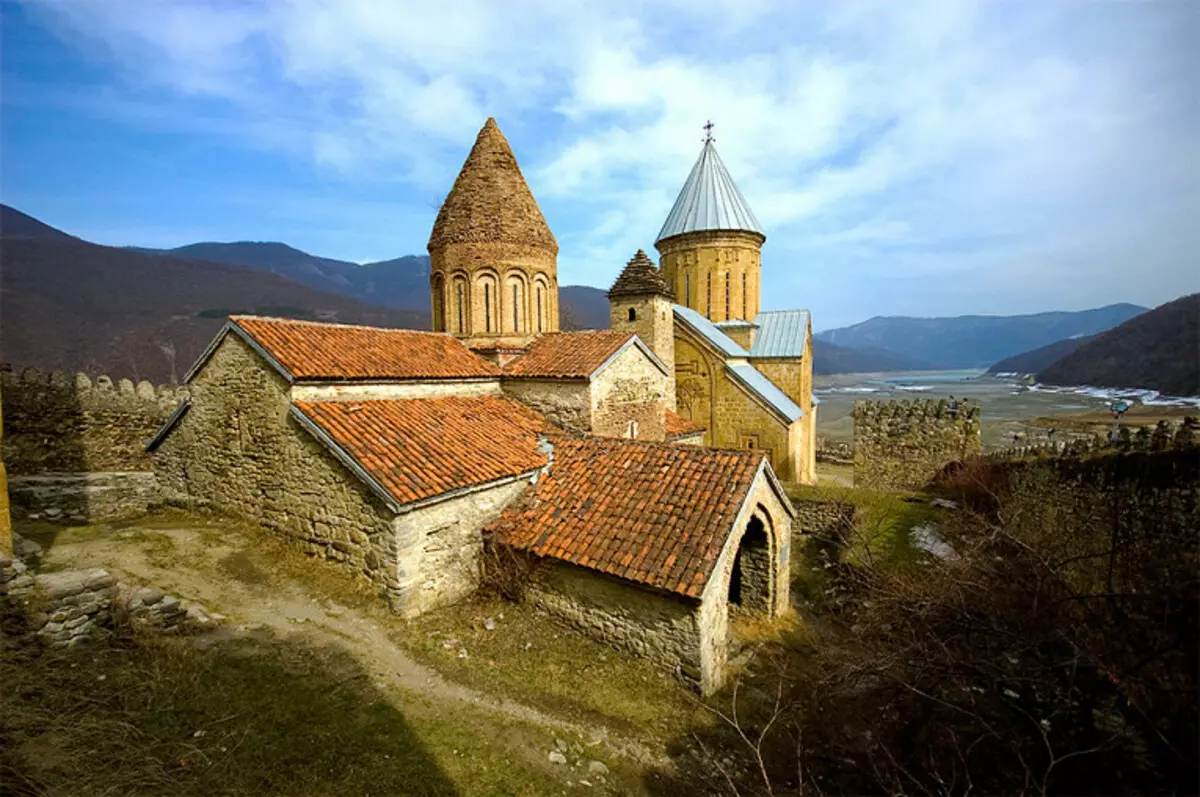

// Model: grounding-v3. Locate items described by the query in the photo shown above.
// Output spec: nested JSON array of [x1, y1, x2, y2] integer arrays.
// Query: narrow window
[[626, 420, 638, 439], [456, 284, 464, 334], [725, 271, 730, 319], [512, 284, 519, 331], [628, 307, 637, 322], [706, 273, 712, 317], [685, 273, 691, 307], [484, 283, 492, 332], [742, 272, 748, 319], [537, 287, 543, 332]]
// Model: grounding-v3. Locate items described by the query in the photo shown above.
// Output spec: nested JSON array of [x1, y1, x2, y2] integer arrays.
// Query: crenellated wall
[[0, 367, 185, 520], [853, 398, 982, 491], [1, 367, 184, 474]]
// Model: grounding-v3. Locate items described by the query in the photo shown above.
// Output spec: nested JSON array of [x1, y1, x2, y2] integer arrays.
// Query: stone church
[[147, 117, 812, 693]]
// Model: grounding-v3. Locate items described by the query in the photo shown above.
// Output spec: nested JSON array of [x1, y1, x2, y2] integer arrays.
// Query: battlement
[[982, 418, 1198, 463], [851, 397, 981, 423], [1, 367, 185, 476], [0, 367, 185, 411], [852, 397, 982, 491]]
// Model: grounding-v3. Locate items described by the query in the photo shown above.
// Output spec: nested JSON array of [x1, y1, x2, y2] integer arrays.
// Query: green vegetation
[[197, 305, 314, 320]]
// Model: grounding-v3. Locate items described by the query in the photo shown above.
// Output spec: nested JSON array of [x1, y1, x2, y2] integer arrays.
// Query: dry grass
[[1, 628, 568, 796]]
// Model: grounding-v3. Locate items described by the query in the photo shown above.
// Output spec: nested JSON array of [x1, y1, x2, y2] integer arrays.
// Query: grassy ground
[[1, 630, 565, 797]]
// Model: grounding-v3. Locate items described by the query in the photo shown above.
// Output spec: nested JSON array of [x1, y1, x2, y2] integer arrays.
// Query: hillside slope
[[817, 304, 1146, 369], [1, 206, 427, 383], [812, 340, 933, 375], [1037, 294, 1200, 396], [987, 335, 1097, 375]]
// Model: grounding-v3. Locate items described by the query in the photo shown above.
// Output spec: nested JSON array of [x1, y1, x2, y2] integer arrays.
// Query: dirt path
[[31, 518, 670, 775]]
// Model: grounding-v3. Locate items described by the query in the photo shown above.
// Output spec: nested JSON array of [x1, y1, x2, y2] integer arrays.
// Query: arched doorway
[[728, 515, 772, 616]]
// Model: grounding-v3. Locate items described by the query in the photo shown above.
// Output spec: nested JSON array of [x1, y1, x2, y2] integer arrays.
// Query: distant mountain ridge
[[816, 304, 1147, 369], [1037, 294, 1199, 397], [0, 205, 427, 383], [986, 335, 1097, 375]]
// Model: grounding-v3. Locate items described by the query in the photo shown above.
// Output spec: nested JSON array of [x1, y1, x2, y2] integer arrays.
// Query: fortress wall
[[0, 367, 186, 521], [852, 398, 982, 491]]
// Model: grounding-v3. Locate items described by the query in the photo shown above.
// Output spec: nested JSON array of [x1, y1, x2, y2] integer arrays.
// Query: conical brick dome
[[428, 118, 557, 253]]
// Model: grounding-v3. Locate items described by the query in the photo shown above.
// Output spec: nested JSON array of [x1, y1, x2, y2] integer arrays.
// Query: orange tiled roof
[[664, 409, 705, 438], [502, 331, 637, 378], [232, 316, 500, 381], [489, 437, 764, 598], [292, 397, 551, 506]]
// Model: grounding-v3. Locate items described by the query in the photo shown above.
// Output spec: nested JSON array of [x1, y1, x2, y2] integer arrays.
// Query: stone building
[[489, 435, 793, 694], [606, 131, 818, 484], [145, 117, 801, 692], [428, 117, 559, 358]]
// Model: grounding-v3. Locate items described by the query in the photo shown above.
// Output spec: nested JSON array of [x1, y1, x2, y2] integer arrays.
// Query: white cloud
[[16, 0, 1199, 322]]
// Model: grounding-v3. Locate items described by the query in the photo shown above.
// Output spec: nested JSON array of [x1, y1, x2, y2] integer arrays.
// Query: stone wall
[[1, 388, 11, 557], [607, 294, 676, 409], [1, 367, 183, 521], [2, 543, 213, 650], [675, 334, 805, 482], [154, 333, 526, 616], [153, 334, 405, 603], [853, 398, 982, 491], [815, 437, 852, 465], [526, 560, 703, 684], [392, 478, 530, 617], [10, 472, 160, 523], [591, 344, 670, 441], [500, 379, 591, 433], [1, 367, 183, 474], [791, 498, 856, 538]]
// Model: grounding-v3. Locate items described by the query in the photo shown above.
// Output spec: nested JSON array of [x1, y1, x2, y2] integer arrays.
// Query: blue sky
[[2, 0, 1197, 330]]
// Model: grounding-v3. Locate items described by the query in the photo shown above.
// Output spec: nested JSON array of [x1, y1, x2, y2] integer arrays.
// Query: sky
[[1, 0, 1197, 330]]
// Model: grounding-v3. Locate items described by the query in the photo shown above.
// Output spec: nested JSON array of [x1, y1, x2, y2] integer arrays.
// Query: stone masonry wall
[[853, 398, 982, 491], [500, 379, 591, 433], [392, 478, 530, 617], [1, 367, 182, 474], [153, 334, 405, 603], [526, 560, 703, 684], [1, 367, 184, 521], [607, 294, 676, 409], [791, 498, 857, 538], [591, 344, 670, 441]]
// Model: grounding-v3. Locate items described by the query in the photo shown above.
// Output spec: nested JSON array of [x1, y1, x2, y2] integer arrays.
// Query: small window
[[626, 420, 639, 439], [685, 273, 691, 307], [627, 307, 637, 322]]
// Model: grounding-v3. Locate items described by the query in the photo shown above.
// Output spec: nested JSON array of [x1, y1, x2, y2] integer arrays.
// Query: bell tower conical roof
[[608, 249, 675, 300], [428, 118, 557, 253], [655, 137, 763, 245]]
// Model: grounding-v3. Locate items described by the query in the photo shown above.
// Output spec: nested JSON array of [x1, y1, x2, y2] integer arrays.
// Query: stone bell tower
[[608, 249, 677, 409], [428, 118, 559, 352], [656, 123, 765, 325]]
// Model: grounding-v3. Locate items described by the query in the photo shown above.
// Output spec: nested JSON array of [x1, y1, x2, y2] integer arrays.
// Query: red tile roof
[[292, 397, 551, 506], [489, 437, 765, 598], [664, 409, 705, 439], [231, 316, 500, 381], [502, 331, 637, 379]]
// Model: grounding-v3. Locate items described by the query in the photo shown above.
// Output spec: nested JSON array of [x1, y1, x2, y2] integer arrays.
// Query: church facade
[[608, 132, 817, 484]]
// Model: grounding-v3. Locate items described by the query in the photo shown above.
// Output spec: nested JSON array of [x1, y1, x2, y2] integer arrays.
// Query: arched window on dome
[[475, 273, 498, 334], [431, 273, 445, 332], [451, 275, 468, 335], [505, 274, 527, 334], [742, 272, 748, 319]]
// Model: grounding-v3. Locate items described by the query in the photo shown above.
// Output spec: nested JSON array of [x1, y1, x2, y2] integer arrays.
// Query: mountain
[[986, 334, 1096, 375], [1037, 294, 1200, 396], [136, 240, 601, 325], [812, 340, 933, 375], [1, 205, 427, 383], [560, 286, 610, 330], [816, 304, 1147, 369]]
